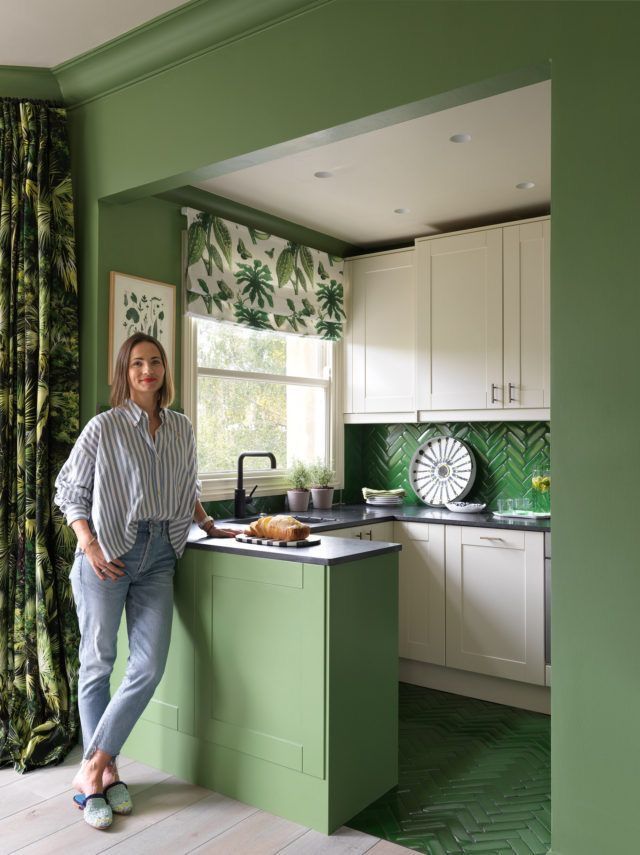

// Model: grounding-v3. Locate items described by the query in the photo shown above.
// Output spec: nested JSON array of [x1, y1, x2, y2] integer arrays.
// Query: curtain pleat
[[0, 98, 80, 772]]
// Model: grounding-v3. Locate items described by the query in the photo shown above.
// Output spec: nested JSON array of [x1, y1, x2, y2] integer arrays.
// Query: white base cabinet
[[445, 526, 545, 685], [395, 521, 545, 688], [395, 522, 446, 666], [320, 522, 395, 542]]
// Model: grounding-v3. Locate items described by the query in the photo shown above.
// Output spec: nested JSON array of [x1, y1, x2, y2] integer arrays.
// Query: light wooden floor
[[0, 745, 408, 854]]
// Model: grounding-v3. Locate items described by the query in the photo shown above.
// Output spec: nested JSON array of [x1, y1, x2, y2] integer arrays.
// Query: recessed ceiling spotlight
[[450, 133, 472, 143], [516, 181, 536, 190], [313, 170, 333, 178], [394, 208, 410, 214]]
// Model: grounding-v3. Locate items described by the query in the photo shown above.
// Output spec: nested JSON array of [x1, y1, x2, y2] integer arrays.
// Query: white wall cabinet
[[415, 228, 503, 410], [344, 248, 416, 417], [394, 521, 446, 666], [343, 216, 550, 422], [445, 526, 545, 685], [503, 219, 550, 409]]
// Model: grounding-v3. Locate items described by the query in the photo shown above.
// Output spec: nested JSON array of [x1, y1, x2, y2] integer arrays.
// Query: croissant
[[245, 514, 310, 541]]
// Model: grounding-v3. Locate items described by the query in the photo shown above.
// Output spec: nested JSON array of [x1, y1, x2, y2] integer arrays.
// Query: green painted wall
[[59, 2, 640, 853], [343, 422, 550, 508], [97, 197, 184, 410]]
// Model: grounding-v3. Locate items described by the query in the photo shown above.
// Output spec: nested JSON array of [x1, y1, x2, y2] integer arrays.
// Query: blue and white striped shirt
[[54, 400, 201, 563]]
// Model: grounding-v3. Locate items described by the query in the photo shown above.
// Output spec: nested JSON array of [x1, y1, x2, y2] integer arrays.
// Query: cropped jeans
[[70, 520, 176, 761]]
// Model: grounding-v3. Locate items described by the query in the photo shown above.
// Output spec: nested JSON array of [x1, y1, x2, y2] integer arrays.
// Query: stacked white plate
[[365, 496, 404, 507]]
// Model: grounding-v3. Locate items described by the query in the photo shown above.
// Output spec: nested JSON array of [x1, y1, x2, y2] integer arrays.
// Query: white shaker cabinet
[[415, 228, 503, 410], [320, 521, 395, 542], [415, 217, 550, 416], [503, 219, 550, 408], [395, 522, 446, 666], [344, 248, 416, 416], [445, 526, 545, 685]]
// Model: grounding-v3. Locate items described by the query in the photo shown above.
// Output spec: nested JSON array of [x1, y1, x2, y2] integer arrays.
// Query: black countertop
[[186, 504, 550, 566], [186, 524, 402, 566], [283, 504, 551, 534]]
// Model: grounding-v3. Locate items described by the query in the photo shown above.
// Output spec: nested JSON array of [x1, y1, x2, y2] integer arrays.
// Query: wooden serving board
[[235, 534, 321, 548]]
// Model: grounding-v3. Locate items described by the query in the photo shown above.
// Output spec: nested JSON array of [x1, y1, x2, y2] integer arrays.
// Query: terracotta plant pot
[[311, 487, 334, 510], [287, 489, 310, 513]]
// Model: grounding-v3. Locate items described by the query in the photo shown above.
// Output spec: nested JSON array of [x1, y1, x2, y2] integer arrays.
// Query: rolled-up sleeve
[[54, 419, 99, 524]]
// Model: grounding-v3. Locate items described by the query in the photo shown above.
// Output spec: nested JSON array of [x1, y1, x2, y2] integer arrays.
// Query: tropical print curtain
[[184, 208, 345, 340], [0, 99, 80, 771]]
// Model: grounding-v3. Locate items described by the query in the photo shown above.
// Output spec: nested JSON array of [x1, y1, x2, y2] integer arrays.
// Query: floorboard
[[0, 749, 404, 855]]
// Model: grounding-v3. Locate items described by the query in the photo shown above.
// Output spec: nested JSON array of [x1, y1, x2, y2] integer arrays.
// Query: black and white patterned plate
[[409, 436, 476, 507]]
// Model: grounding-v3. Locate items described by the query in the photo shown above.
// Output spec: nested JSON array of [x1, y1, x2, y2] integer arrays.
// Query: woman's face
[[128, 341, 165, 400]]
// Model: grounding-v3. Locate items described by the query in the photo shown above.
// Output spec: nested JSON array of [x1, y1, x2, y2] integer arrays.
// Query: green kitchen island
[[110, 526, 401, 834]]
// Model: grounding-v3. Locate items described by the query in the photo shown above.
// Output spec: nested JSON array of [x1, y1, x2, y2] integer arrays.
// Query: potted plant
[[309, 460, 335, 510], [287, 459, 311, 513]]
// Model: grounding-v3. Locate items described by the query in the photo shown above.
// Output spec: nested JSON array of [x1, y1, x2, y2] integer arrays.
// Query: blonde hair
[[110, 333, 174, 409]]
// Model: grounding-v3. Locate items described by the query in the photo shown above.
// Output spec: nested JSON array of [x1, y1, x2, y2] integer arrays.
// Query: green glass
[[532, 468, 551, 513]]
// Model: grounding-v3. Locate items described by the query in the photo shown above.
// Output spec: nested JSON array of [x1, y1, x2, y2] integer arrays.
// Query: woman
[[55, 332, 235, 829]]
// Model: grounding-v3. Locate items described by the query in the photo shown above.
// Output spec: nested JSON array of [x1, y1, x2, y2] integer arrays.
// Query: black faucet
[[235, 452, 277, 518]]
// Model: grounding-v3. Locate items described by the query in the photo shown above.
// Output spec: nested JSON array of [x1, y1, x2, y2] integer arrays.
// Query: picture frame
[[108, 271, 176, 383]]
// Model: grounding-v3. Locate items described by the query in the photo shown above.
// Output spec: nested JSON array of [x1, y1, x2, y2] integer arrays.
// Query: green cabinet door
[[110, 554, 196, 736], [194, 553, 326, 779]]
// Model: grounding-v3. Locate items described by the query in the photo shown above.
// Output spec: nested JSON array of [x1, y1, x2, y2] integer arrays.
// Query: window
[[183, 316, 342, 500]]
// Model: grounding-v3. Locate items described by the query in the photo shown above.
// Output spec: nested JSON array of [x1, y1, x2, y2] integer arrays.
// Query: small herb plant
[[309, 460, 335, 488], [289, 459, 311, 490]]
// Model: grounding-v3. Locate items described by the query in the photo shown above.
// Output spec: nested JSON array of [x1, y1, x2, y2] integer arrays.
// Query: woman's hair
[[110, 332, 174, 409]]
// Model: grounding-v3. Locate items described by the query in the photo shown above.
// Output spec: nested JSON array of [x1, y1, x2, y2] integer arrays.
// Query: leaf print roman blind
[[184, 209, 345, 340]]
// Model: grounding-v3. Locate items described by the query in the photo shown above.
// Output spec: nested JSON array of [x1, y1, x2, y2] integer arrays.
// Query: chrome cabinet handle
[[508, 382, 516, 403], [490, 383, 499, 404], [480, 536, 504, 541]]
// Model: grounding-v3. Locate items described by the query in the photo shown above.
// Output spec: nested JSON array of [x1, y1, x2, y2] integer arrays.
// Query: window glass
[[197, 321, 327, 378], [195, 319, 331, 475]]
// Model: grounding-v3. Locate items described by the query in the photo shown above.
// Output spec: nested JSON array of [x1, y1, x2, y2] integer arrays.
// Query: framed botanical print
[[108, 272, 176, 383]]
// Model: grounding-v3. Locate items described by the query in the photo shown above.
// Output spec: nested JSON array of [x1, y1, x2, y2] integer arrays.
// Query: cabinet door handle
[[480, 536, 504, 541], [508, 382, 516, 403], [365, 530, 373, 540], [356, 532, 363, 539], [490, 383, 499, 404]]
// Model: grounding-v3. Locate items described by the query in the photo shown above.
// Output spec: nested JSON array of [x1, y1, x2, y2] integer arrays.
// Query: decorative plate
[[445, 501, 486, 514], [409, 436, 476, 507]]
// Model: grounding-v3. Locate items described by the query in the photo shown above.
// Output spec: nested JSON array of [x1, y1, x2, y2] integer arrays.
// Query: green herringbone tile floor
[[347, 684, 551, 855]]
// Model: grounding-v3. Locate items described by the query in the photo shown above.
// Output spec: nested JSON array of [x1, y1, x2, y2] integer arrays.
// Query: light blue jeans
[[70, 520, 176, 760]]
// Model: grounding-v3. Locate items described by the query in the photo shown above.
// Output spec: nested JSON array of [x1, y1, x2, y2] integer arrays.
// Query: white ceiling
[[197, 81, 551, 247], [0, 0, 190, 67]]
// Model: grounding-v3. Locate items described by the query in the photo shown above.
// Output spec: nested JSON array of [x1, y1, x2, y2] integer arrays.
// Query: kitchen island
[[110, 526, 401, 834]]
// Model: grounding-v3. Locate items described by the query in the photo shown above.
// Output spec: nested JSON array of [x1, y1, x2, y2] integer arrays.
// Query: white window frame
[[182, 315, 344, 502]]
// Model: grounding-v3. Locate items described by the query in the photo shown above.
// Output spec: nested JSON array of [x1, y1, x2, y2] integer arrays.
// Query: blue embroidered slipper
[[104, 781, 133, 815], [73, 793, 113, 829]]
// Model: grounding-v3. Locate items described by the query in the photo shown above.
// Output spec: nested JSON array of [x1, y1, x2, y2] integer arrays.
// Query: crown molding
[[158, 186, 356, 257], [0, 66, 62, 101], [54, 0, 334, 108]]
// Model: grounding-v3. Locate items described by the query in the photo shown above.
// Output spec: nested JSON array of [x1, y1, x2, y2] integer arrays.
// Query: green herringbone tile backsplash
[[344, 422, 550, 508]]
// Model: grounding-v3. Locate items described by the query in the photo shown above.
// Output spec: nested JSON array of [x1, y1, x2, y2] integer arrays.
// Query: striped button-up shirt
[[54, 400, 201, 563]]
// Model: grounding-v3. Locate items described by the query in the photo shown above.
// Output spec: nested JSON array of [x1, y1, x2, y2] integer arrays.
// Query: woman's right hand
[[82, 539, 126, 581]]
